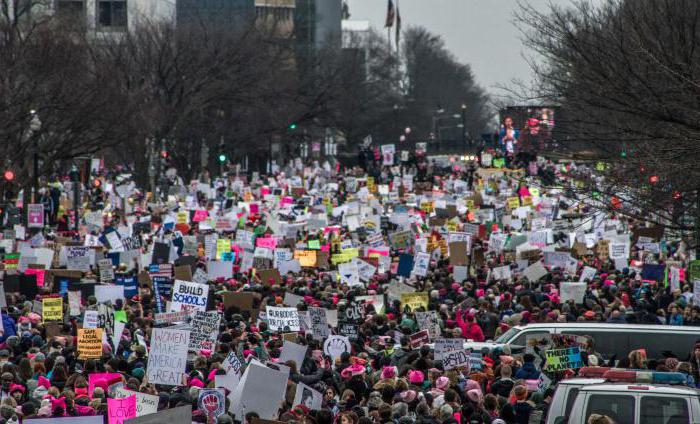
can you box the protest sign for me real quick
[124,405,192,424]
[545,347,584,371]
[198,389,226,424]
[83,310,99,328]
[27,204,44,228]
[78,328,103,359]
[147,328,190,386]
[694,280,700,306]
[338,322,359,340]
[153,310,191,326]
[415,311,441,340]
[523,261,548,282]
[442,348,472,371]
[99,259,115,283]
[560,282,587,304]
[294,382,323,410]
[33,418,103,424]
[492,265,512,281]
[434,338,464,361]
[95,285,125,305]
[323,335,351,361]
[170,280,208,313]
[412,252,430,276]
[265,306,300,331]
[308,306,330,339]
[108,395,137,424]
[400,292,428,312]
[278,340,307,368]
[409,330,430,348]
[188,311,221,352]
[579,266,597,282]
[42,297,63,321]
[338,261,361,287]
[66,247,91,271]
[114,388,159,417]
[229,361,287,420]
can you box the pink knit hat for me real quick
[408,370,424,384]
[436,376,449,391]
[188,377,205,388]
[381,366,396,379]
[400,390,417,403]
[340,364,365,380]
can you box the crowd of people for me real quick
[0,151,696,424]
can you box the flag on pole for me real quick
[385,0,395,28]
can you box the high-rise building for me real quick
[51,0,256,33]
[294,0,342,50]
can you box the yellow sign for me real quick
[466,199,475,210]
[216,239,231,260]
[507,197,520,210]
[400,293,429,312]
[176,211,189,225]
[530,188,540,198]
[366,177,376,192]
[331,253,353,265]
[42,298,63,322]
[294,250,317,267]
[522,196,533,207]
[420,201,434,213]
[78,328,103,359]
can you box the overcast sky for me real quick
[346,0,581,97]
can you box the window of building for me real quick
[98,0,127,29]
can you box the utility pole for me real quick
[461,103,469,149]
[696,188,700,260]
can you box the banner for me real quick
[42,297,63,321]
[188,311,221,352]
[265,306,300,331]
[147,328,190,386]
[170,280,208,313]
[78,328,103,359]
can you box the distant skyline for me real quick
[345,0,593,98]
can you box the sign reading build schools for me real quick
[169,280,208,313]
[265,306,300,331]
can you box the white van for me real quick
[485,323,700,360]
[545,378,604,424]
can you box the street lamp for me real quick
[29,110,42,203]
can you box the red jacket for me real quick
[456,310,485,342]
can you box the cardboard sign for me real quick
[99,259,115,283]
[114,389,159,417]
[545,347,583,371]
[434,338,463,361]
[323,335,351,361]
[400,292,429,312]
[442,348,472,371]
[78,328,103,359]
[409,329,430,348]
[198,389,226,423]
[265,306,300,331]
[124,405,192,424]
[147,328,190,386]
[42,297,63,321]
[560,282,587,304]
[170,280,208,313]
[188,311,221,352]
[27,204,44,228]
[293,382,323,411]
[108,395,136,424]
[415,311,441,340]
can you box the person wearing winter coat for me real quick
[455,309,485,342]
[514,354,540,380]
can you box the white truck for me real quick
[547,369,700,424]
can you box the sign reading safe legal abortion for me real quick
[169,280,208,313]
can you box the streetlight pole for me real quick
[29,110,41,203]
[461,103,469,149]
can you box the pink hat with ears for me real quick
[207,369,218,382]
[38,376,50,390]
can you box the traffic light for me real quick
[673,191,682,200]
[161,151,169,159]
[289,123,297,130]
[3,170,13,181]
[92,178,101,188]
[218,154,227,163]
[649,175,659,184]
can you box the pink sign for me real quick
[108,395,136,424]
[256,237,277,249]
[249,203,259,214]
[261,187,270,196]
[368,248,390,257]
[193,210,209,222]
[27,204,44,229]
[88,373,123,396]
[280,197,294,207]
[24,268,45,287]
